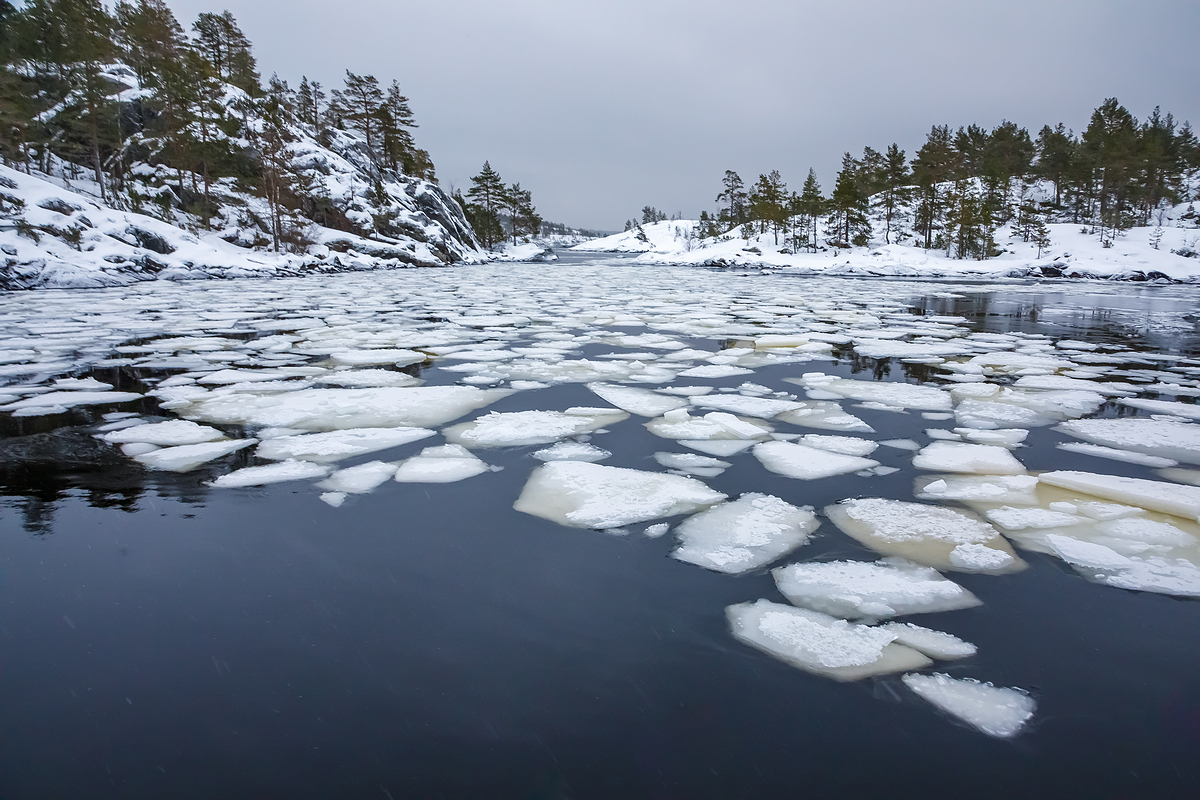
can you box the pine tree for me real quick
[333,71,384,167]
[1034,123,1075,207]
[826,153,870,247]
[465,161,506,249]
[1082,98,1140,244]
[748,170,787,244]
[115,0,187,88]
[911,125,960,248]
[796,168,825,252]
[192,11,259,95]
[1029,210,1051,258]
[877,144,910,244]
[715,170,747,229]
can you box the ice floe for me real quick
[394,444,491,483]
[754,440,880,480]
[902,673,1035,738]
[826,498,1024,573]
[210,460,331,487]
[654,451,732,478]
[879,623,977,659]
[727,600,931,681]
[645,409,773,441]
[316,460,399,494]
[514,461,726,529]
[101,419,225,446]
[1056,418,1200,465]
[912,442,1026,475]
[772,558,982,619]
[531,442,612,462]
[586,383,688,417]
[1039,471,1200,520]
[134,439,256,472]
[255,427,434,463]
[445,408,627,448]
[671,494,818,574]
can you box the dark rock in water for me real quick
[0,428,132,471]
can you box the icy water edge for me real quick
[1,254,1199,798]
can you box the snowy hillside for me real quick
[572,220,702,253]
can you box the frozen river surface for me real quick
[2,254,1200,797]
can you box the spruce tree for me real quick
[1034,123,1075,207]
[716,170,747,229]
[192,11,259,94]
[796,169,825,252]
[911,125,960,248]
[878,144,910,244]
[466,161,506,248]
[826,153,870,247]
[115,0,187,88]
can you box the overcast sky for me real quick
[165,0,1200,231]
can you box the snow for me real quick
[826,498,1023,573]
[513,461,726,529]
[209,460,331,487]
[902,673,1035,738]
[671,494,819,574]
[394,445,490,483]
[727,600,932,682]
[316,461,399,494]
[134,438,256,472]
[912,442,1027,475]
[1039,471,1200,520]
[255,427,435,463]
[772,558,981,619]
[753,440,880,480]
[444,409,627,448]
[101,419,225,446]
[531,442,611,462]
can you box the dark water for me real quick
[2,264,1200,799]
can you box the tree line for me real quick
[0,0,439,251]
[702,99,1199,259]
[457,161,542,248]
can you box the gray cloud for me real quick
[168,0,1200,230]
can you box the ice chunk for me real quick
[513,461,726,529]
[586,383,688,417]
[445,409,627,448]
[121,442,159,457]
[785,375,952,411]
[1119,397,1200,420]
[1057,442,1177,468]
[902,673,1035,738]
[209,460,330,487]
[53,377,113,391]
[0,391,142,411]
[134,439,256,472]
[954,428,1029,448]
[102,419,225,446]
[644,523,670,538]
[316,370,423,388]
[880,623,977,659]
[654,451,732,478]
[532,442,611,462]
[672,493,818,574]
[181,386,511,431]
[1158,467,1200,486]
[1046,534,1200,597]
[985,506,1089,531]
[319,492,347,508]
[799,434,879,457]
[727,600,931,682]
[776,402,874,433]
[646,410,772,441]
[680,439,758,457]
[1039,471,1200,520]
[395,445,490,483]
[754,441,879,480]
[316,461,398,494]
[881,439,921,451]
[915,474,1040,504]
[1056,418,1200,465]
[677,364,754,378]
[330,349,426,366]
[773,558,981,619]
[826,498,1024,573]
[256,427,434,463]
[912,442,1025,475]
[690,395,803,419]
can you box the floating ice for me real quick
[514,461,726,529]
[775,402,874,433]
[586,383,688,417]
[1057,418,1200,465]
[754,441,880,480]
[915,474,1041,504]
[912,442,1026,475]
[316,370,423,388]
[319,492,347,507]
[134,438,256,472]
[798,434,879,457]
[316,460,399,494]
[690,395,803,419]
[330,349,426,366]
[256,427,434,463]
[879,623,977,660]
[53,377,114,391]
[644,523,670,538]
[985,506,1089,531]
[101,419,226,447]
[955,428,1029,448]
[671,493,818,574]
[772,558,981,619]
[646,409,772,441]
[210,459,330,487]
[826,498,1023,573]
[531,442,611,462]
[727,600,931,682]
[395,444,490,483]
[679,439,758,457]
[902,673,1035,738]
[0,390,142,412]
[654,451,732,478]
[1046,534,1200,597]
[677,364,754,379]
[1057,442,1178,468]
[1119,398,1200,420]
[180,386,511,431]
[786,374,952,411]
[445,409,627,448]
[121,442,159,457]
[881,439,921,451]
[1039,471,1200,520]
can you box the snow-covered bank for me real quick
[574,218,1200,282]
